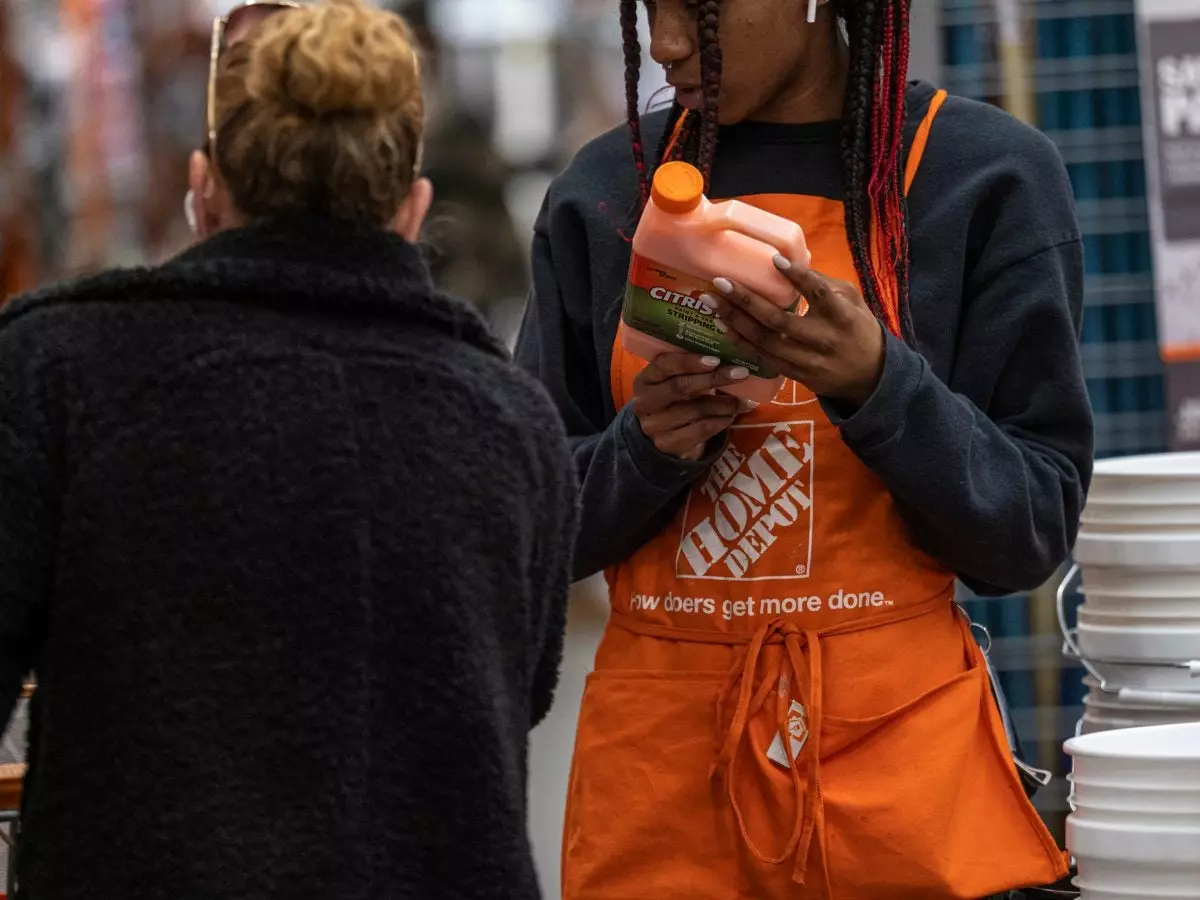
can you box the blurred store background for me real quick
[0,0,1194,896]
[0,0,679,339]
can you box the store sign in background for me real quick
[1167,362,1200,446]
[1148,20,1200,241]
[1138,4,1200,449]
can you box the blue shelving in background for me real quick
[940,0,1166,832]
[944,0,1165,461]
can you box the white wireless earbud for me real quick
[184,189,199,236]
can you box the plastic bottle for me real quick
[622,161,811,403]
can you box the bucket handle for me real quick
[1057,563,1200,707]
[1111,687,1200,708]
[1069,705,1084,811]
[1056,563,1108,688]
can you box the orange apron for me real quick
[562,92,1069,899]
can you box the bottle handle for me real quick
[719,201,811,266]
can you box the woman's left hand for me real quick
[704,255,886,407]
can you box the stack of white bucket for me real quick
[1060,451,1200,899]
[1061,451,1200,724]
[1065,722,1200,899]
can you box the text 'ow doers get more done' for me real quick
[629,589,894,623]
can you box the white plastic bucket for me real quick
[1079,677,1200,729]
[1084,696,1200,724]
[1081,708,1200,734]
[1066,723,1200,899]
[1089,571,1200,607]
[1067,722,1200,787]
[1074,864,1200,898]
[1075,530,1200,570]
[1086,452,1200,507]
[1076,616,1200,663]
[1079,893,1199,900]
[1079,655,1200,695]
[1079,594,1200,619]
[1070,773,1200,816]
[1080,565,1200,600]
[1067,821,1200,896]
[1082,499,1200,530]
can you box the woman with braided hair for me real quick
[518,0,1091,897]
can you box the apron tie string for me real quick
[607,592,952,894]
[710,618,830,891]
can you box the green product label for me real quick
[621,254,777,377]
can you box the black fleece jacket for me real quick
[0,217,577,899]
[517,82,1094,593]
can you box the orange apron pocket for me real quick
[563,670,740,900]
[811,662,1065,900]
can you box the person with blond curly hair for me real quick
[0,2,576,897]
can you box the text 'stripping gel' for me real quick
[622,252,780,378]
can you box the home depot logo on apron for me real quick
[676,419,815,581]
[562,91,1069,900]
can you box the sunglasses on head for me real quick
[206,1,303,155]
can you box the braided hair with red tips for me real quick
[620,0,917,343]
[620,0,651,206]
[695,0,722,179]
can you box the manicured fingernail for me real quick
[699,292,723,310]
[739,399,759,412]
[701,356,721,368]
[730,366,750,381]
[773,254,791,271]
[712,277,733,294]
[714,318,728,334]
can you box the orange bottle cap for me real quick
[651,161,704,214]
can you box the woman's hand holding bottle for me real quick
[631,354,756,460]
[704,255,887,407]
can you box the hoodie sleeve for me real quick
[820,115,1094,596]
[515,191,719,580]
[0,314,58,729]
